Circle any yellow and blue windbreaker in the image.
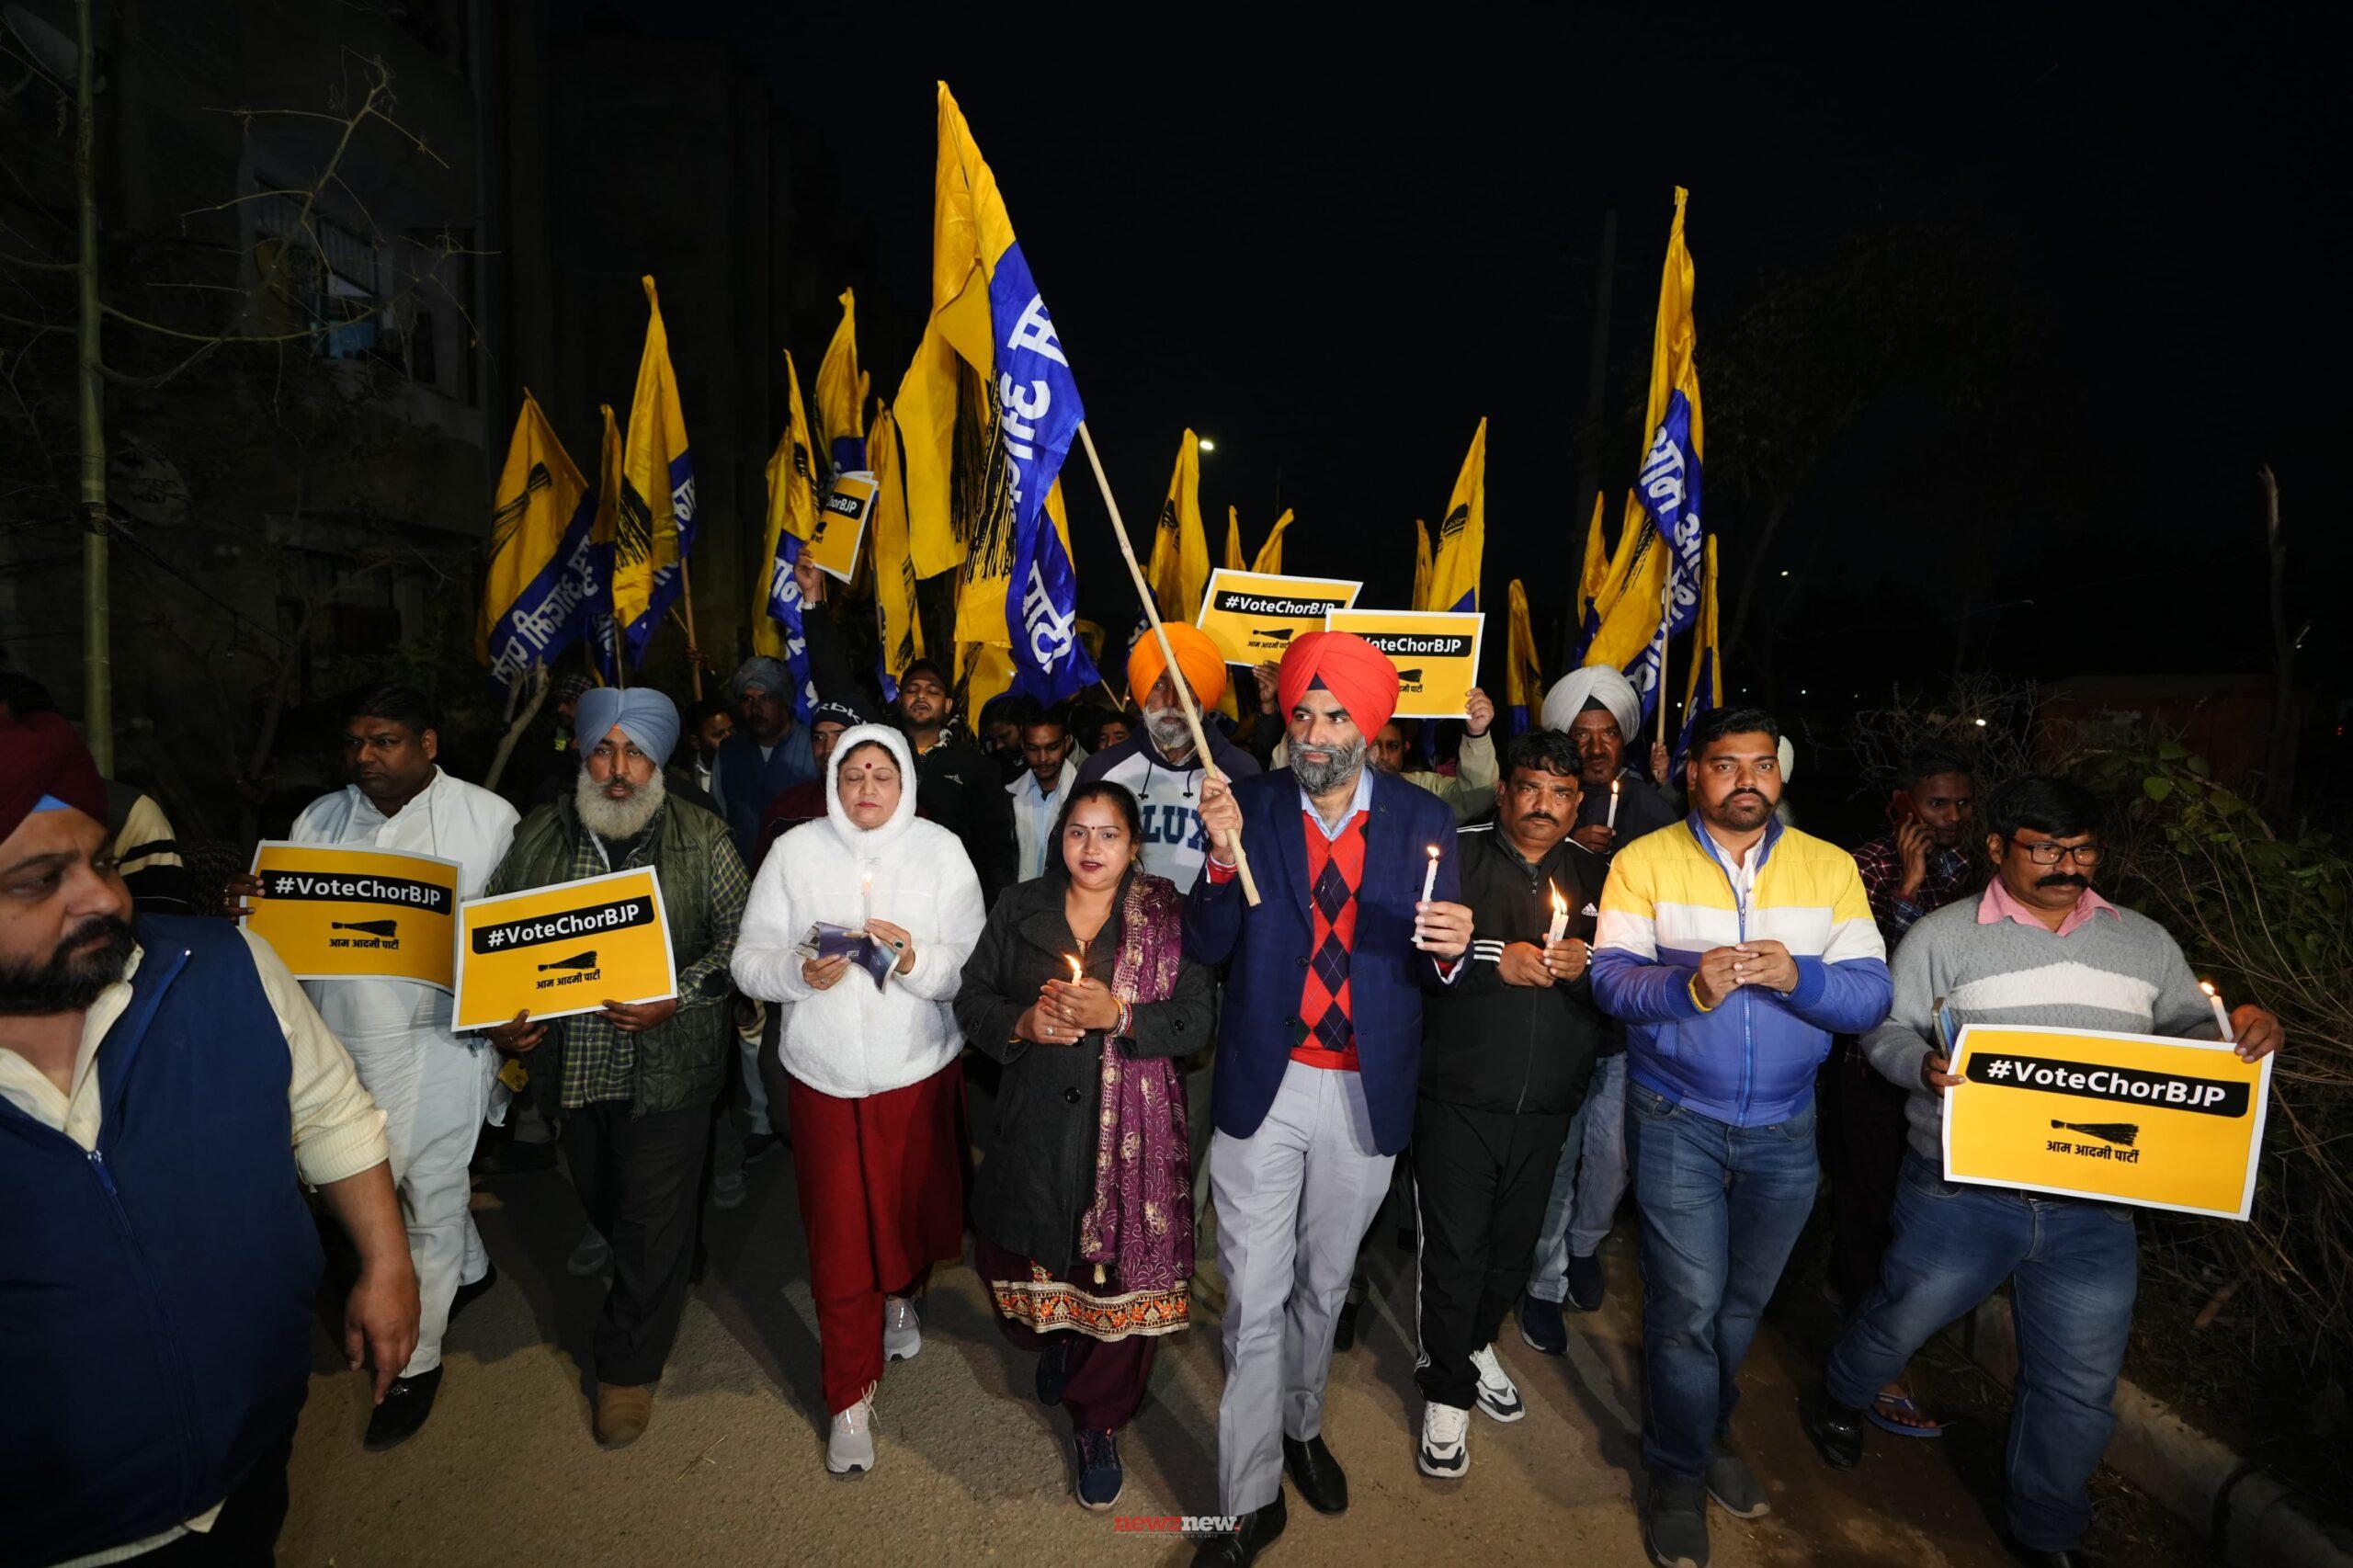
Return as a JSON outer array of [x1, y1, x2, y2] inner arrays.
[[1592, 813, 1891, 1126]]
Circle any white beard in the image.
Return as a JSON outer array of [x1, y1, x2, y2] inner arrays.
[[1144, 703, 1193, 757], [575, 764, 667, 840]]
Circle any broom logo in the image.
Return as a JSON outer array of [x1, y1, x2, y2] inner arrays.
[[539, 951, 598, 973], [331, 920, 397, 937], [1394, 667, 1424, 685], [1253, 627, 1300, 643], [2052, 1119, 2139, 1147]]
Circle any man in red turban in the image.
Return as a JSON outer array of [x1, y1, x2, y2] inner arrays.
[[1185, 631, 1474, 1566]]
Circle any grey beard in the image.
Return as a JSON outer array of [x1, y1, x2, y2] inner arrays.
[[1291, 736, 1366, 797], [1143, 704, 1193, 757], [576, 764, 667, 840]]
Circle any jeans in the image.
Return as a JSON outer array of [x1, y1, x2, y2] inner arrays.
[[1529, 1051, 1629, 1301], [1627, 1078, 1819, 1482], [1826, 1156, 2137, 1552]]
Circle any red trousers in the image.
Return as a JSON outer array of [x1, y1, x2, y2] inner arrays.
[[787, 1060, 967, 1415]]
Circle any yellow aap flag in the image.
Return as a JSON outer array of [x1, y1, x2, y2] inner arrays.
[[1944, 1025, 2273, 1221], [806, 473, 875, 583], [1193, 569, 1362, 667], [1323, 608, 1486, 721], [242, 843, 460, 990], [452, 866, 677, 1030]]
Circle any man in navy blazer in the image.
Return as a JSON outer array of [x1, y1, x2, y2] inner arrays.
[[1185, 632, 1472, 1566]]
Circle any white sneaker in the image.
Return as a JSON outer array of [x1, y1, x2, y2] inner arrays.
[[1418, 1400, 1470, 1477], [1472, 1343, 1527, 1422], [883, 1295, 922, 1361], [827, 1390, 876, 1476], [566, 1226, 612, 1277]]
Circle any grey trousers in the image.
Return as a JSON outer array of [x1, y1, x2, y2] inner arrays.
[[1211, 1059, 1395, 1515]]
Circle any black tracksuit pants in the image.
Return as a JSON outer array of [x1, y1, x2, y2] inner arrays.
[[1413, 1096, 1575, 1409]]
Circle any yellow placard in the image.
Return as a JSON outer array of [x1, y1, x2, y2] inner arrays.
[[1192, 568, 1362, 667], [452, 866, 677, 1030], [807, 472, 874, 583], [1322, 607, 1486, 720], [242, 843, 461, 991], [1944, 1024, 2272, 1220]]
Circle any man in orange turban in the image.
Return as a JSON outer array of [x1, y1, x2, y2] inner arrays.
[[1126, 622, 1230, 729], [1078, 622, 1258, 895]]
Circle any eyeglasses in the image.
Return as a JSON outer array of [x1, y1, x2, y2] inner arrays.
[[2010, 838, 2103, 866]]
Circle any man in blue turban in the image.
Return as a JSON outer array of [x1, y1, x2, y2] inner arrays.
[[479, 681, 753, 1448]]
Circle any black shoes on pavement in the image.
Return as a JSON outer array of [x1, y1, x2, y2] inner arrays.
[[363, 1364, 443, 1450], [447, 1262, 499, 1327], [1564, 1249, 1606, 1312], [1802, 1390, 1868, 1471], [1518, 1291, 1568, 1355], [1281, 1434, 1349, 1515], [1191, 1493, 1286, 1566]]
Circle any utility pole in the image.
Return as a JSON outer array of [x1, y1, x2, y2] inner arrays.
[[74, 0, 110, 773]]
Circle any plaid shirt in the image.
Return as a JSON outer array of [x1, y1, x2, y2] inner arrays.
[[1850, 830, 1976, 949], [554, 807, 751, 1109]]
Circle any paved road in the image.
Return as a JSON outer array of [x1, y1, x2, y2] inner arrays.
[[279, 1152, 2188, 1567]]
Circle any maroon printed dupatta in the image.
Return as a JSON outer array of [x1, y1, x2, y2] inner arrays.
[[1075, 872, 1193, 1294]]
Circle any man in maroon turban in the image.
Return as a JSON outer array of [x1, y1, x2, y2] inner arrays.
[[1184, 632, 1474, 1565]]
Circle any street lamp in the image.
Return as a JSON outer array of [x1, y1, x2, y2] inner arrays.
[[1197, 437, 1216, 453]]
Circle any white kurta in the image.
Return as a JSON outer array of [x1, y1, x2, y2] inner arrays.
[[289, 767, 518, 1377]]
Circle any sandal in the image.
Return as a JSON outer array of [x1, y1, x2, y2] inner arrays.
[[1868, 1391, 1945, 1438]]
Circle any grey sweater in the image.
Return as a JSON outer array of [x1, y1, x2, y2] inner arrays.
[[1864, 893, 2222, 1163]]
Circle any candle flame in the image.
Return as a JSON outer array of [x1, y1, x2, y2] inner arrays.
[[1427, 844, 1440, 859], [1610, 778, 1621, 796], [1068, 954, 1085, 983], [2200, 980, 2218, 999], [1550, 880, 1566, 917]]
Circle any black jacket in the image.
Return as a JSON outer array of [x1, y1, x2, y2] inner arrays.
[[914, 733, 1017, 909], [953, 869, 1217, 1273], [1418, 822, 1607, 1116]]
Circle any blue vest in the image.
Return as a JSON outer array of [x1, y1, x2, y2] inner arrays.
[[0, 916, 324, 1565]]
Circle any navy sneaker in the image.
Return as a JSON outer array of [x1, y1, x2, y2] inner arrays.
[[1565, 1250, 1606, 1312], [1518, 1291, 1568, 1356], [1074, 1428, 1124, 1510]]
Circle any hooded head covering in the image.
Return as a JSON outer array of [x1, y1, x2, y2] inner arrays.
[[1540, 665, 1641, 744], [824, 722, 922, 855], [574, 687, 682, 765], [728, 655, 792, 702], [810, 699, 865, 733], [1276, 631, 1400, 740], [1126, 623, 1228, 710], [0, 712, 107, 844]]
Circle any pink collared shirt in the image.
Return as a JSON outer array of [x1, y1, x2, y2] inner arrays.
[[1977, 876, 2120, 937]]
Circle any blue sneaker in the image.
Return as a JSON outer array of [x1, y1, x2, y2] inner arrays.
[[1519, 1291, 1568, 1356], [1074, 1428, 1124, 1510]]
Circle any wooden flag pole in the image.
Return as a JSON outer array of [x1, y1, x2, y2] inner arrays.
[[1076, 420, 1259, 907], [677, 561, 705, 701]]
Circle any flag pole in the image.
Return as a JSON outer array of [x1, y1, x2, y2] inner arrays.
[[1656, 566, 1672, 746], [1076, 420, 1260, 907], [677, 562, 705, 701]]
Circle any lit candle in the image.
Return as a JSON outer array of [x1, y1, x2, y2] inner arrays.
[[2200, 980, 2236, 1044], [860, 871, 873, 933], [1421, 844, 1440, 904], [1607, 778, 1621, 830], [1546, 881, 1568, 946], [1067, 953, 1085, 985]]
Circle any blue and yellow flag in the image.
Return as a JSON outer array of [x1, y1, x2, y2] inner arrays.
[[1425, 418, 1486, 614], [479, 391, 604, 692], [1673, 535, 1722, 768], [893, 83, 1098, 704], [612, 277, 697, 666], [1610, 187, 1706, 722], [756, 351, 824, 717], [814, 288, 868, 475], [1505, 578, 1544, 734], [1570, 491, 1610, 661]]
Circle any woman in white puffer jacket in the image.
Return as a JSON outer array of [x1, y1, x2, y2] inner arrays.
[[731, 722, 983, 1478]]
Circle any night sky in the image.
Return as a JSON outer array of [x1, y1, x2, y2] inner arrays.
[[557, 6, 2347, 710]]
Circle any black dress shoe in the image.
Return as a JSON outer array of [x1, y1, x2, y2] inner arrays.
[[1802, 1389, 1867, 1471], [2006, 1540, 2104, 1568], [363, 1364, 442, 1450], [1192, 1494, 1286, 1565], [447, 1262, 499, 1327], [1282, 1434, 1349, 1514]]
